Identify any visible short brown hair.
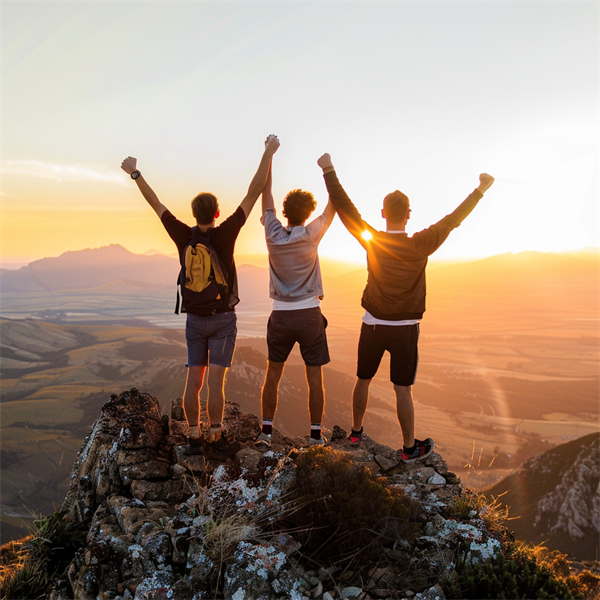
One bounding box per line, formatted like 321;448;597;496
282;189;317;226
383;190;410;222
191;192;219;225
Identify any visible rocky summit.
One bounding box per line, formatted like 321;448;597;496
21;389;517;599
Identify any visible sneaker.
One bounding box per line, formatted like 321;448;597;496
186;436;205;456
207;433;241;461
309;435;327;446
254;431;272;448
401;438;435;462
347;427;363;445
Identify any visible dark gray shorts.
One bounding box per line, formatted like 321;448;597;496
267;307;330;366
356;322;419;386
185;311;237;368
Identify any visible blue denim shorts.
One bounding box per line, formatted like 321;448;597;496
185;311;237;368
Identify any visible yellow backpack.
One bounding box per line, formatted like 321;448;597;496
175;229;229;316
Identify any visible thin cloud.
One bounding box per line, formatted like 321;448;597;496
2;160;127;186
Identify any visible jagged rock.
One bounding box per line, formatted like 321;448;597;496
170;419;189;438
413;583;446;600
223;542;301;599
341;586;363;599
142;531;173;566
188;541;214;587
171;397;186;421
131;478;195;503
331;425;347;441
120;458;171;484
236;446;263;471
133;568;175;599
375;453;398;472
485;432;600;561
534;441;600;538
43;390;513;600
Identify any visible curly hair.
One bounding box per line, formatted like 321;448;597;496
383;190;410;222
191;192;219;225
282;189;317;226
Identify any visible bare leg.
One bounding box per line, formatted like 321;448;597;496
183;366;206;431
261;361;285;420
207;364;227;430
352;377;371;431
306;365;325;424
394;384;415;448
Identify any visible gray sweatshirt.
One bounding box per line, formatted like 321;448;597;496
263;209;332;303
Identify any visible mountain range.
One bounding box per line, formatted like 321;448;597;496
3;244;598;300
486;431;600;561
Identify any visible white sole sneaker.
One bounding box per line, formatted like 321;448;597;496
254;432;272;448
309;436;327;446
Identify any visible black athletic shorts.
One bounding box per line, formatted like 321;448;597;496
267;307;330;366
356;322;419;386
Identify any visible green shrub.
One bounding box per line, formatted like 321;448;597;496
444;541;586;600
288;446;422;566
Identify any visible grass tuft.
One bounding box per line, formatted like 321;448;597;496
0;512;85;600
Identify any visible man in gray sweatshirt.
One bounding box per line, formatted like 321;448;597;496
256;152;336;447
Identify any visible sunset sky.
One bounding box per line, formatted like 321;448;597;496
2;1;598;267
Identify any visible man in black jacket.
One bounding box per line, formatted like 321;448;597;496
317;153;494;461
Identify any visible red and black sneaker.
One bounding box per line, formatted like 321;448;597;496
401;438;435;462
347;427;364;445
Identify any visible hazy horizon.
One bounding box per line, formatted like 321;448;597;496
2;242;599;272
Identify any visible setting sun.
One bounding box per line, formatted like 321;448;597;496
361;230;373;242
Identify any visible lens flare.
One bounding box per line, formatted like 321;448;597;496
361;230;373;241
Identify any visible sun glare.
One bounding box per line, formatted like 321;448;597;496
361;231;373;241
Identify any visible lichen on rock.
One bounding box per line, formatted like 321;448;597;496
4;388;519;600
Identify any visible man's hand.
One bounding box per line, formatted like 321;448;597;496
264;134;280;154
121;156;137;175
240;135;280;218
317;153;334;171
477;173;495;194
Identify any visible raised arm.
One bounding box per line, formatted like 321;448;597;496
321;198;336;228
240;135;280;218
121;157;168;219
261;156;275;215
413;172;495;256
317;153;375;248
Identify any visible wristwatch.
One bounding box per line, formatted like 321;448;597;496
131;170;141;180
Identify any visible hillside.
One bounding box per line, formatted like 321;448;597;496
3;389;598;600
0;319;392;545
485;432;600;561
1;247;599;545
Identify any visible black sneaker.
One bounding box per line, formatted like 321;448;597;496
347;427;363;445
207;433;241;461
186;436;205;456
401;438;435;462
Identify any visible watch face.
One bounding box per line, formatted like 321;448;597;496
131;170;140;180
